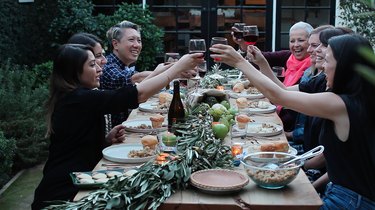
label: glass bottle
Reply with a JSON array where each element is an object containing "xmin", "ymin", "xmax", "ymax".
[{"xmin": 168, "ymin": 80, "xmax": 185, "ymax": 134}]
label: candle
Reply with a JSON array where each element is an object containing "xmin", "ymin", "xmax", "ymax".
[
  {"xmin": 216, "ymin": 85, "xmax": 224, "ymax": 91},
  {"xmin": 231, "ymin": 143, "xmax": 243, "ymax": 157}
]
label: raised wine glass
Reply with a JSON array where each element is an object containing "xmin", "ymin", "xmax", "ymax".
[
  {"xmin": 190, "ymin": 61, "xmax": 207, "ymax": 96},
  {"xmin": 210, "ymin": 37, "xmax": 228, "ymax": 77},
  {"xmin": 188, "ymin": 39, "xmax": 206, "ymax": 59},
  {"xmin": 164, "ymin": 52, "xmax": 180, "ymax": 65},
  {"xmin": 243, "ymin": 25, "xmax": 259, "ymax": 45},
  {"xmin": 232, "ymin": 23, "xmax": 246, "ymax": 39}
]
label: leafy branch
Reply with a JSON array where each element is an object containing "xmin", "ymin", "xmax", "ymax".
[{"xmin": 44, "ymin": 106, "xmax": 233, "ymax": 210}]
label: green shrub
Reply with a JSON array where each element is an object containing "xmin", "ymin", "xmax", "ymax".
[
  {"xmin": 0, "ymin": 131, "xmax": 16, "ymax": 187},
  {"xmin": 48, "ymin": 1, "xmax": 164, "ymax": 72},
  {"xmin": 0, "ymin": 60, "xmax": 50, "ymax": 171}
]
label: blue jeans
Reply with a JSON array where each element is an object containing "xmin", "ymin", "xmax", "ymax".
[{"xmin": 321, "ymin": 182, "xmax": 375, "ymax": 210}]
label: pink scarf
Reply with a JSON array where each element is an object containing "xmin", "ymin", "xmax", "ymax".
[
  {"xmin": 283, "ymin": 55, "xmax": 311, "ymax": 87},
  {"xmin": 277, "ymin": 55, "xmax": 311, "ymax": 114}
]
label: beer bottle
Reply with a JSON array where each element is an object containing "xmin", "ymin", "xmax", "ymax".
[{"xmin": 168, "ymin": 80, "xmax": 185, "ymax": 134}]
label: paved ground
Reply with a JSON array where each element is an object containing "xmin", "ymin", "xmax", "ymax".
[{"xmin": 0, "ymin": 164, "xmax": 43, "ymax": 210}]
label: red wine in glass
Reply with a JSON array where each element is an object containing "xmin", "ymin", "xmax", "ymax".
[
  {"xmin": 233, "ymin": 31, "xmax": 243, "ymax": 39},
  {"xmin": 243, "ymin": 35, "xmax": 258, "ymax": 45},
  {"xmin": 198, "ymin": 70, "xmax": 207, "ymax": 78}
]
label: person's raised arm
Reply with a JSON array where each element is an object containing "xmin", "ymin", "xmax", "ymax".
[
  {"xmin": 209, "ymin": 44, "xmax": 347, "ymax": 131},
  {"xmin": 136, "ymin": 53, "xmax": 203, "ymax": 102},
  {"xmin": 247, "ymin": 45, "xmax": 299, "ymax": 91}
]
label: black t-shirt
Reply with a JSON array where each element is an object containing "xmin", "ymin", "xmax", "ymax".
[
  {"xmin": 320, "ymin": 95, "xmax": 375, "ymax": 201},
  {"xmin": 299, "ymin": 73, "xmax": 327, "ymax": 152},
  {"xmin": 32, "ymin": 86, "xmax": 139, "ymax": 210}
]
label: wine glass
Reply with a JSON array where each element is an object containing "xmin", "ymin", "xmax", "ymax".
[
  {"xmin": 190, "ymin": 61, "xmax": 207, "ymax": 96},
  {"xmin": 188, "ymin": 39, "xmax": 206, "ymax": 59},
  {"xmin": 232, "ymin": 23, "xmax": 246, "ymax": 39},
  {"xmin": 164, "ymin": 53, "xmax": 180, "ymax": 90},
  {"xmin": 272, "ymin": 66, "xmax": 285, "ymax": 82},
  {"xmin": 243, "ymin": 25, "xmax": 259, "ymax": 45},
  {"xmin": 164, "ymin": 52, "xmax": 180, "ymax": 65},
  {"xmin": 210, "ymin": 37, "xmax": 228, "ymax": 75}
]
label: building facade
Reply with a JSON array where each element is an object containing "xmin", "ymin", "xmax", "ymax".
[{"xmin": 93, "ymin": 0, "xmax": 336, "ymax": 61}]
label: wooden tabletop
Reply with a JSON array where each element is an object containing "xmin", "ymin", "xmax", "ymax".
[{"xmin": 75, "ymin": 94, "xmax": 323, "ymax": 209}]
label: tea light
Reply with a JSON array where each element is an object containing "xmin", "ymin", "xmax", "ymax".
[
  {"xmin": 231, "ymin": 143, "xmax": 243, "ymax": 157},
  {"xmin": 216, "ymin": 86, "xmax": 224, "ymax": 91}
]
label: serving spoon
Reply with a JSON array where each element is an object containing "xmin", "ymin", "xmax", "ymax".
[{"xmin": 264, "ymin": 145, "xmax": 324, "ymax": 169}]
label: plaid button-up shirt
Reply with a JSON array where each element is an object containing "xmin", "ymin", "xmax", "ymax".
[
  {"xmin": 100, "ymin": 53, "xmax": 137, "ymax": 89},
  {"xmin": 100, "ymin": 53, "xmax": 138, "ymax": 127}
]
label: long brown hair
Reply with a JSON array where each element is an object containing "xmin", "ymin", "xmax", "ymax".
[{"xmin": 45, "ymin": 44, "xmax": 93, "ymax": 137}]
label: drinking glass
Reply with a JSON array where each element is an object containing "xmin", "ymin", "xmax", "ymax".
[
  {"xmin": 272, "ymin": 66, "xmax": 285, "ymax": 82},
  {"xmin": 210, "ymin": 37, "xmax": 228, "ymax": 74},
  {"xmin": 243, "ymin": 25, "xmax": 259, "ymax": 45},
  {"xmin": 164, "ymin": 52, "xmax": 180, "ymax": 65},
  {"xmin": 190, "ymin": 61, "xmax": 207, "ymax": 96},
  {"xmin": 164, "ymin": 53, "xmax": 180, "ymax": 90},
  {"xmin": 188, "ymin": 39, "xmax": 206, "ymax": 59},
  {"xmin": 232, "ymin": 23, "xmax": 246, "ymax": 39}
]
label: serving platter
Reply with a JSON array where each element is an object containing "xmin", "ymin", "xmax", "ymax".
[
  {"xmin": 246, "ymin": 122, "xmax": 283, "ymax": 137},
  {"xmin": 139, "ymin": 102, "xmax": 168, "ymax": 114},
  {"xmin": 122, "ymin": 119, "xmax": 167, "ymax": 133},
  {"xmin": 102, "ymin": 144, "xmax": 156, "ymax": 163},
  {"xmin": 70, "ymin": 169, "xmax": 124, "ymax": 189},
  {"xmin": 190, "ymin": 169, "xmax": 249, "ymax": 195}
]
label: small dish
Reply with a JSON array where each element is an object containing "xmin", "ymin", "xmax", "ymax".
[{"xmin": 190, "ymin": 169, "xmax": 249, "ymax": 194}]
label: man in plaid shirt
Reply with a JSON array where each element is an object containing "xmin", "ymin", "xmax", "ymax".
[{"xmin": 101, "ymin": 20, "xmax": 152, "ymax": 127}]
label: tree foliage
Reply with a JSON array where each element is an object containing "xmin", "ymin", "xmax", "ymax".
[
  {"xmin": 339, "ymin": 0, "xmax": 375, "ymax": 46},
  {"xmin": 0, "ymin": 61, "xmax": 50, "ymax": 173}
]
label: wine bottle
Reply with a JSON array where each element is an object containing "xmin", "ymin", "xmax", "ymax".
[{"xmin": 168, "ymin": 80, "xmax": 185, "ymax": 134}]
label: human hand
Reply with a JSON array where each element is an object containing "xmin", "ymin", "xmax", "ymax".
[
  {"xmin": 179, "ymin": 69, "xmax": 197, "ymax": 79},
  {"xmin": 174, "ymin": 53, "xmax": 204, "ymax": 74},
  {"xmin": 246, "ymin": 45, "xmax": 266, "ymax": 65},
  {"xmin": 106, "ymin": 124, "xmax": 126, "ymax": 144},
  {"xmin": 209, "ymin": 44, "xmax": 246, "ymax": 68},
  {"xmin": 231, "ymin": 27, "xmax": 248, "ymax": 52}
]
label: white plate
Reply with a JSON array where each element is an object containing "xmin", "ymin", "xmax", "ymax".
[
  {"xmin": 122, "ymin": 119, "xmax": 167, "ymax": 133},
  {"xmin": 139, "ymin": 102, "xmax": 168, "ymax": 114},
  {"xmin": 246, "ymin": 122, "xmax": 283, "ymax": 137},
  {"xmin": 102, "ymin": 144, "xmax": 156, "ymax": 163},
  {"xmin": 247, "ymin": 104, "xmax": 276, "ymax": 114},
  {"xmin": 228, "ymin": 91, "xmax": 264, "ymax": 99}
]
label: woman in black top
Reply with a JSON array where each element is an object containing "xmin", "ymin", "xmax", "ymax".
[
  {"xmin": 32, "ymin": 44, "xmax": 203, "ymax": 209},
  {"xmin": 210, "ymin": 33, "xmax": 375, "ymax": 209}
]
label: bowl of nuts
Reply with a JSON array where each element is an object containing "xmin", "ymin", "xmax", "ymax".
[{"xmin": 241, "ymin": 152, "xmax": 303, "ymax": 189}]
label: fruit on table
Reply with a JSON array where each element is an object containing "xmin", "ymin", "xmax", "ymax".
[
  {"xmin": 162, "ymin": 132, "xmax": 177, "ymax": 146},
  {"xmin": 212, "ymin": 123, "xmax": 229, "ymax": 140}
]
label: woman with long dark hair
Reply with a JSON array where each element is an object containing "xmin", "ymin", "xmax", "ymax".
[
  {"xmin": 210, "ymin": 34, "xmax": 375, "ymax": 209},
  {"xmin": 32, "ymin": 44, "xmax": 203, "ymax": 209}
]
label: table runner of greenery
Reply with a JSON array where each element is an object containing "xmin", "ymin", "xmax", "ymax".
[{"xmin": 44, "ymin": 104, "xmax": 233, "ymax": 210}]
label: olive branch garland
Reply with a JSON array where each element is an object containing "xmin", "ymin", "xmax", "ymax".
[{"xmin": 44, "ymin": 107, "xmax": 233, "ymax": 210}]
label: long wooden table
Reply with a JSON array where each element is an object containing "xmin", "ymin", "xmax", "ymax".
[{"xmin": 75, "ymin": 95, "xmax": 323, "ymax": 209}]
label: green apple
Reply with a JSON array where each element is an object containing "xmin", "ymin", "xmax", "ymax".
[{"xmin": 212, "ymin": 123, "xmax": 229, "ymax": 140}]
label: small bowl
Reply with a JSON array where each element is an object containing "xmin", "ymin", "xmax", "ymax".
[{"xmin": 241, "ymin": 152, "xmax": 303, "ymax": 189}]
